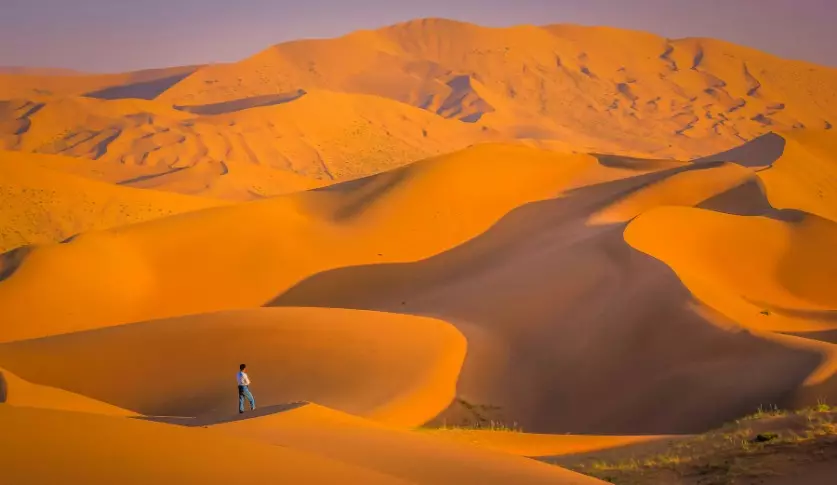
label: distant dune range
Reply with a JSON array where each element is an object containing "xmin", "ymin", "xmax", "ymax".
[
  {"xmin": 1, "ymin": 19, "xmax": 837, "ymax": 201},
  {"xmin": 1, "ymin": 18, "xmax": 837, "ymax": 484}
]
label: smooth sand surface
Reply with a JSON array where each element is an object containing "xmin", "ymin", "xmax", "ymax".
[
  {"xmin": 203, "ymin": 402, "xmax": 605, "ymax": 484},
  {"xmin": 0, "ymin": 366, "xmax": 136, "ymax": 416},
  {"xmin": 0, "ymin": 405, "xmax": 414, "ymax": 485},
  {"xmin": 626, "ymin": 207, "xmax": 837, "ymax": 311},
  {"xmin": 0, "ymin": 144, "xmax": 612, "ymax": 342},
  {"xmin": 588, "ymin": 162, "xmax": 755, "ymax": 224},
  {"xmin": 0, "ymin": 307, "xmax": 466, "ymax": 426}
]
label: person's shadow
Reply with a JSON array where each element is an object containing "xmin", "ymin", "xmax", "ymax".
[{"xmin": 137, "ymin": 401, "xmax": 309, "ymax": 427}]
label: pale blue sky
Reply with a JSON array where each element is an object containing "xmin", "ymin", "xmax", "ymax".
[{"xmin": 1, "ymin": 0, "xmax": 834, "ymax": 72}]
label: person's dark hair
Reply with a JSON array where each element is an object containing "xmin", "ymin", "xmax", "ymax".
[{"xmin": 240, "ymin": 364, "xmax": 246, "ymax": 371}]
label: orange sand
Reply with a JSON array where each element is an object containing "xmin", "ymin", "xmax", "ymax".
[
  {"xmin": 0, "ymin": 366, "xmax": 136, "ymax": 416},
  {"xmin": 0, "ymin": 307, "xmax": 465, "ymax": 426},
  {"xmin": 206, "ymin": 402, "xmax": 605, "ymax": 484},
  {"xmin": 0, "ymin": 406, "xmax": 413, "ymax": 485},
  {"xmin": 1, "ymin": 19, "xmax": 837, "ymax": 484},
  {"xmin": 0, "ymin": 144, "xmax": 612, "ymax": 342},
  {"xmin": 424, "ymin": 429, "xmax": 668, "ymax": 457},
  {"xmin": 0, "ymin": 150, "xmax": 223, "ymax": 252}
]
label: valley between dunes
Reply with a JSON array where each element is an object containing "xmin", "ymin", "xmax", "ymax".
[{"xmin": 2, "ymin": 17, "xmax": 837, "ymax": 485}]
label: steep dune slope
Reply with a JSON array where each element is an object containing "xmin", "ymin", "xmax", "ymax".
[
  {"xmin": 269, "ymin": 160, "xmax": 824, "ymax": 434},
  {"xmin": 626, "ymin": 208, "xmax": 837, "ymax": 313},
  {"xmin": 0, "ymin": 406, "xmax": 413, "ymax": 485},
  {"xmin": 757, "ymin": 130, "xmax": 837, "ymax": 222},
  {"xmin": 1, "ymin": 136, "xmax": 833, "ymax": 437},
  {"xmin": 0, "ymin": 150, "xmax": 223, "ymax": 252},
  {"xmin": 0, "ymin": 144, "xmax": 606, "ymax": 341}
]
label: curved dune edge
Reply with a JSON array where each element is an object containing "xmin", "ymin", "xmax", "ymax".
[
  {"xmin": 0, "ymin": 405, "xmax": 412, "ymax": 485},
  {"xmin": 0, "ymin": 144, "xmax": 640, "ymax": 343},
  {"xmin": 756, "ymin": 130, "xmax": 837, "ymax": 223},
  {"xmin": 269, "ymin": 155, "xmax": 823, "ymax": 434},
  {"xmin": 421, "ymin": 429, "xmax": 672, "ymax": 458},
  {"xmin": 624, "ymin": 206, "xmax": 837, "ymax": 315},
  {"xmin": 624, "ymin": 206, "xmax": 837, "ymax": 401},
  {"xmin": 588, "ymin": 162, "xmax": 755, "ymax": 224},
  {"xmin": 204, "ymin": 402, "xmax": 607, "ymax": 485},
  {"xmin": 0, "ymin": 366, "xmax": 136, "ymax": 416},
  {"xmin": 0, "ymin": 307, "xmax": 467, "ymax": 427}
]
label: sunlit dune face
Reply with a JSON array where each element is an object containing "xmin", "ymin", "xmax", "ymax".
[{"xmin": 1, "ymin": 18, "xmax": 837, "ymax": 485}]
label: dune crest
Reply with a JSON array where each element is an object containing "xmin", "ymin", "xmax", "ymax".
[
  {"xmin": 0, "ymin": 406, "xmax": 415, "ymax": 485},
  {"xmin": 1, "ymin": 19, "xmax": 836, "ymax": 482},
  {"xmin": 0, "ymin": 144, "xmax": 610, "ymax": 341},
  {"xmin": 0, "ymin": 366, "xmax": 136, "ymax": 416},
  {"xmin": 202, "ymin": 402, "xmax": 605, "ymax": 484},
  {"xmin": 0, "ymin": 307, "xmax": 466, "ymax": 426}
]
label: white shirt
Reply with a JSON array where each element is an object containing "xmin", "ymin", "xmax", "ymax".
[{"xmin": 237, "ymin": 371, "xmax": 250, "ymax": 386}]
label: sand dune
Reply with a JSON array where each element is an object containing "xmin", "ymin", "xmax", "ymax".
[
  {"xmin": 626, "ymin": 207, "xmax": 837, "ymax": 313},
  {"xmin": 1, "ymin": 21, "xmax": 836, "ymax": 480},
  {"xmin": 0, "ymin": 366, "xmax": 136, "ymax": 416},
  {"xmin": 200, "ymin": 402, "xmax": 606, "ymax": 485},
  {"xmin": 755, "ymin": 130, "xmax": 837, "ymax": 222},
  {"xmin": 0, "ymin": 90, "xmax": 492, "ymax": 198},
  {"xmin": 173, "ymin": 89, "xmax": 308, "ymax": 115},
  {"xmin": 0, "ymin": 406, "xmax": 414, "ymax": 485},
  {"xmin": 1, "ymin": 138, "xmax": 833, "ymax": 437},
  {"xmin": 425, "ymin": 429, "xmax": 666, "ymax": 458},
  {"xmin": 0, "ymin": 144, "xmax": 609, "ymax": 341},
  {"xmin": 588, "ymin": 162, "xmax": 754, "ymax": 224},
  {"xmin": 1, "ymin": 20, "xmax": 835, "ymax": 198},
  {"xmin": 156, "ymin": 19, "xmax": 837, "ymax": 159},
  {"xmin": 0, "ymin": 150, "xmax": 223, "ymax": 252},
  {"xmin": 0, "ymin": 307, "xmax": 465, "ymax": 426},
  {"xmin": 269, "ymin": 160, "xmax": 824, "ymax": 434},
  {"xmin": 0, "ymin": 65, "xmax": 202, "ymax": 100}
]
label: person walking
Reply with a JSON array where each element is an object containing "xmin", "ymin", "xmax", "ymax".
[{"xmin": 237, "ymin": 363, "xmax": 256, "ymax": 414}]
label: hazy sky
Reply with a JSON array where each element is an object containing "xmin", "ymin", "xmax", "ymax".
[{"xmin": 1, "ymin": 0, "xmax": 834, "ymax": 72}]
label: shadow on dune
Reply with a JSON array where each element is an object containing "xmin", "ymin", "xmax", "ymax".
[
  {"xmin": 0, "ymin": 245, "xmax": 33, "ymax": 283},
  {"xmin": 173, "ymin": 90, "xmax": 307, "ymax": 115},
  {"xmin": 139, "ymin": 401, "xmax": 309, "ymax": 427},
  {"xmin": 84, "ymin": 71, "xmax": 197, "ymax": 101},
  {"xmin": 592, "ymin": 154, "xmax": 684, "ymax": 171},
  {"xmin": 265, "ymin": 169, "xmax": 822, "ymax": 435},
  {"xmin": 697, "ymin": 177, "xmax": 807, "ymax": 222},
  {"xmin": 0, "ymin": 370, "xmax": 7, "ymax": 403},
  {"xmin": 117, "ymin": 166, "xmax": 190, "ymax": 186},
  {"xmin": 692, "ymin": 132, "xmax": 786, "ymax": 168},
  {"xmin": 784, "ymin": 329, "xmax": 837, "ymax": 345}
]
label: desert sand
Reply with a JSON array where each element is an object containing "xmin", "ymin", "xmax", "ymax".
[{"xmin": 1, "ymin": 17, "xmax": 837, "ymax": 485}]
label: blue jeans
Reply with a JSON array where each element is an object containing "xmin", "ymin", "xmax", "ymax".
[{"xmin": 238, "ymin": 385, "xmax": 255, "ymax": 413}]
